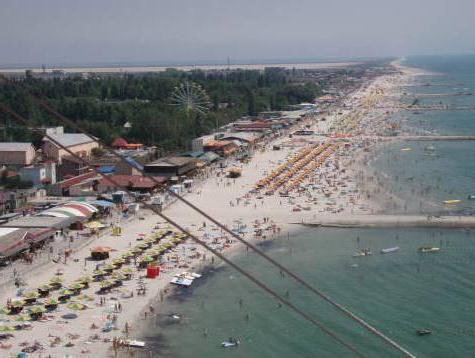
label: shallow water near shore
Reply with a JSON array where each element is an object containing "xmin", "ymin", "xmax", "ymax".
[{"xmin": 146, "ymin": 227, "xmax": 475, "ymax": 358}]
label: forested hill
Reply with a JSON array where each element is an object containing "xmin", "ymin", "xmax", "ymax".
[{"xmin": 0, "ymin": 67, "xmax": 329, "ymax": 151}]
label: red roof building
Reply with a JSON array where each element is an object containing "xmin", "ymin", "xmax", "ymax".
[
  {"xmin": 203, "ymin": 140, "xmax": 238, "ymax": 157},
  {"xmin": 111, "ymin": 138, "xmax": 143, "ymax": 150}
]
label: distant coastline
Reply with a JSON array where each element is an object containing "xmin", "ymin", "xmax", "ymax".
[{"xmin": 0, "ymin": 61, "xmax": 361, "ymax": 74}]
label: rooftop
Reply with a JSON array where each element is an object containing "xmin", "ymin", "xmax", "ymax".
[
  {"xmin": 43, "ymin": 133, "xmax": 96, "ymax": 148},
  {"xmin": 0, "ymin": 142, "xmax": 33, "ymax": 151},
  {"xmin": 98, "ymin": 174, "xmax": 165, "ymax": 189},
  {"xmin": 146, "ymin": 156, "xmax": 196, "ymax": 168}
]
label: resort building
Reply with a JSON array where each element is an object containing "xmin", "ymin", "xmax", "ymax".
[
  {"xmin": 0, "ymin": 142, "xmax": 36, "ymax": 166},
  {"xmin": 144, "ymin": 156, "xmax": 199, "ymax": 178},
  {"xmin": 42, "ymin": 128, "xmax": 99, "ymax": 163}
]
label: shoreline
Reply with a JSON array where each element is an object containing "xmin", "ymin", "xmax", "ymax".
[{"xmin": 0, "ymin": 60, "xmax": 412, "ymax": 358}]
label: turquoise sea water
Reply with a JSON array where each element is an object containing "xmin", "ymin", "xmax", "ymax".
[{"xmin": 146, "ymin": 55, "xmax": 475, "ymax": 357}]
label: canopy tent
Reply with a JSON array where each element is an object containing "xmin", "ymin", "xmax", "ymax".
[
  {"xmin": 40, "ymin": 202, "xmax": 97, "ymax": 219},
  {"xmin": 41, "ymin": 207, "xmax": 86, "ymax": 218}
]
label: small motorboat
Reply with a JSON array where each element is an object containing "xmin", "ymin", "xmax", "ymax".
[
  {"xmin": 468, "ymin": 195, "xmax": 475, "ymax": 200},
  {"xmin": 419, "ymin": 247, "xmax": 441, "ymax": 253},
  {"xmin": 417, "ymin": 329, "xmax": 432, "ymax": 336},
  {"xmin": 401, "ymin": 147, "xmax": 412, "ymax": 152},
  {"xmin": 221, "ymin": 338, "xmax": 240, "ymax": 348},
  {"xmin": 443, "ymin": 199, "xmax": 461, "ymax": 205},
  {"xmin": 353, "ymin": 249, "xmax": 372, "ymax": 257},
  {"xmin": 169, "ymin": 313, "xmax": 181, "ymax": 320},
  {"xmin": 424, "ymin": 145, "xmax": 436, "ymax": 152},
  {"xmin": 381, "ymin": 246, "xmax": 400, "ymax": 254}
]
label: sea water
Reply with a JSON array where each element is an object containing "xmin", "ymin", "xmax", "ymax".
[{"xmin": 145, "ymin": 55, "xmax": 475, "ymax": 358}]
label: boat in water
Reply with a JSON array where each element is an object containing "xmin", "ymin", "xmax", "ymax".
[
  {"xmin": 443, "ymin": 199, "xmax": 461, "ymax": 205},
  {"xmin": 419, "ymin": 247, "xmax": 441, "ymax": 253},
  {"xmin": 416, "ymin": 329, "xmax": 432, "ymax": 336},
  {"xmin": 424, "ymin": 145, "xmax": 436, "ymax": 152},
  {"xmin": 468, "ymin": 195, "xmax": 475, "ymax": 200},
  {"xmin": 353, "ymin": 248, "xmax": 372, "ymax": 257},
  {"xmin": 222, "ymin": 338, "xmax": 240, "ymax": 348},
  {"xmin": 381, "ymin": 246, "xmax": 400, "ymax": 254}
]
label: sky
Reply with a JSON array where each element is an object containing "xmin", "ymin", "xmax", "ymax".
[{"xmin": 0, "ymin": 0, "xmax": 474, "ymax": 66}]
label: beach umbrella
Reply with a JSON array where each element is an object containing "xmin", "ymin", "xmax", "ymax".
[
  {"xmin": 100, "ymin": 280, "xmax": 114, "ymax": 289},
  {"xmin": 76, "ymin": 276, "xmax": 92, "ymax": 283},
  {"xmin": 103, "ymin": 263, "xmax": 117, "ymax": 272},
  {"xmin": 14, "ymin": 314, "xmax": 31, "ymax": 322},
  {"xmin": 68, "ymin": 283, "xmax": 85, "ymax": 291},
  {"xmin": 112, "ymin": 258, "xmax": 125, "ymax": 265},
  {"xmin": 131, "ymin": 247, "xmax": 142, "ymax": 254},
  {"xmin": 37, "ymin": 284, "xmax": 52, "ymax": 294},
  {"xmin": 58, "ymin": 289, "xmax": 73, "ymax": 296},
  {"xmin": 23, "ymin": 291, "xmax": 39, "ymax": 299},
  {"xmin": 23, "ymin": 291, "xmax": 39, "ymax": 300},
  {"xmin": 0, "ymin": 325, "xmax": 14, "ymax": 332},
  {"xmin": 44, "ymin": 298, "xmax": 59, "ymax": 306},
  {"xmin": 111, "ymin": 272, "xmax": 126, "ymax": 281},
  {"xmin": 76, "ymin": 294, "xmax": 94, "ymax": 302},
  {"xmin": 10, "ymin": 300, "xmax": 25, "ymax": 308},
  {"xmin": 66, "ymin": 302, "xmax": 86, "ymax": 311},
  {"xmin": 121, "ymin": 252, "xmax": 134, "ymax": 259},
  {"xmin": 49, "ymin": 277, "xmax": 63, "ymax": 289},
  {"xmin": 93, "ymin": 269, "xmax": 106, "ymax": 276},
  {"xmin": 0, "ymin": 307, "xmax": 11, "ymax": 315},
  {"xmin": 28, "ymin": 305, "xmax": 46, "ymax": 314},
  {"xmin": 121, "ymin": 267, "xmax": 134, "ymax": 275},
  {"xmin": 49, "ymin": 277, "xmax": 63, "ymax": 284},
  {"xmin": 140, "ymin": 255, "xmax": 154, "ymax": 263}
]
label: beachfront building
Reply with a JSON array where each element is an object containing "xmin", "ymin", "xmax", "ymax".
[
  {"xmin": 97, "ymin": 174, "xmax": 165, "ymax": 193},
  {"xmin": 19, "ymin": 162, "xmax": 57, "ymax": 186},
  {"xmin": 232, "ymin": 120, "xmax": 273, "ymax": 132},
  {"xmin": 221, "ymin": 132, "xmax": 261, "ymax": 146},
  {"xmin": 0, "ymin": 142, "xmax": 36, "ymax": 167},
  {"xmin": 47, "ymin": 171, "xmax": 98, "ymax": 196},
  {"xmin": 144, "ymin": 156, "xmax": 199, "ymax": 178},
  {"xmin": 42, "ymin": 128, "xmax": 99, "ymax": 163},
  {"xmin": 203, "ymin": 140, "xmax": 238, "ymax": 157}
]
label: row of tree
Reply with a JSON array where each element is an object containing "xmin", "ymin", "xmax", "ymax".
[{"xmin": 0, "ymin": 67, "xmax": 324, "ymax": 151}]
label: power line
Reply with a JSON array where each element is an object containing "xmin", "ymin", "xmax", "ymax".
[
  {"xmin": 0, "ymin": 102, "xmax": 365, "ymax": 357},
  {"xmin": 0, "ymin": 74, "xmax": 416, "ymax": 357}
]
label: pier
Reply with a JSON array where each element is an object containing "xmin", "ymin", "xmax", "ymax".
[
  {"xmin": 398, "ymin": 135, "xmax": 475, "ymax": 141},
  {"xmin": 300, "ymin": 214, "xmax": 475, "ymax": 229}
]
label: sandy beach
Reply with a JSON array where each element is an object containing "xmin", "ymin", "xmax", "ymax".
[{"xmin": 0, "ymin": 60, "xmax": 415, "ymax": 357}]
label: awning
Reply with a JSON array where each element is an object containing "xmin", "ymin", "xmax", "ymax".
[{"xmin": 91, "ymin": 200, "xmax": 115, "ymax": 208}]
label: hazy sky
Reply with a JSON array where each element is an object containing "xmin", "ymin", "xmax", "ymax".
[{"xmin": 0, "ymin": 0, "xmax": 474, "ymax": 65}]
